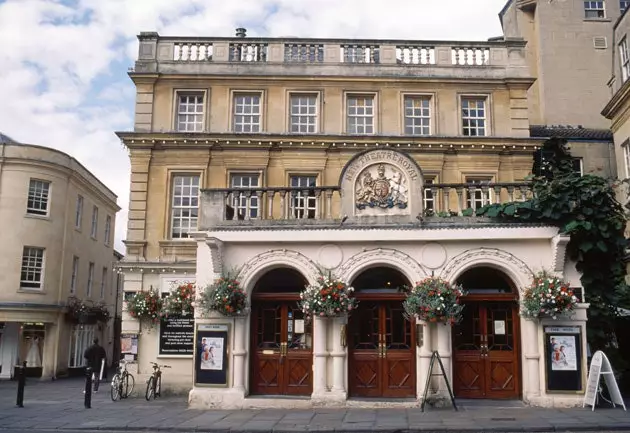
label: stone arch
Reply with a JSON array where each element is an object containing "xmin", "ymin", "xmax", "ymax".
[
  {"xmin": 237, "ymin": 249, "xmax": 320, "ymax": 296},
  {"xmin": 336, "ymin": 248, "xmax": 427, "ymax": 285},
  {"xmin": 439, "ymin": 247, "xmax": 533, "ymax": 293}
]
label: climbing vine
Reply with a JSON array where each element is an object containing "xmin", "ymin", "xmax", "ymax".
[{"xmin": 474, "ymin": 138, "xmax": 629, "ymax": 354}]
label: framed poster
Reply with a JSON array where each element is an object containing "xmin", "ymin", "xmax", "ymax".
[
  {"xmin": 194, "ymin": 323, "xmax": 230, "ymax": 387},
  {"xmin": 159, "ymin": 315, "xmax": 194, "ymax": 356},
  {"xmin": 544, "ymin": 326, "xmax": 583, "ymax": 391},
  {"xmin": 120, "ymin": 334, "xmax": 138, "ymax": 361}
]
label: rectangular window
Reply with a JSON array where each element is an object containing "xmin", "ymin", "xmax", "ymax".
[
  {"xmin": 461, "ymin": 97, "xmax": 487, "ymax": 137},
  {"xmin": 624, "ymin": 144, "xmax": 630, "ymax": 178},
  {"xmin": 584, "ymin": 1, "xmax": 605, "ymax": 18},
  {"xmin": 26, "ymin": 179, "xmax": 50, "ymax": 216},
  {"xmin": 404, "ymin": 96, "xmax": 431, "ymax": 135},
  {"xmin": 230, "ymin": 173, "xmax": 260, "ymax": 219},
  {"xmin": 572, "ymin": 158, "xmax": 584, "ymax": 176},
  {"xmin": 424, "ymin": 178, "xmax": 435, "ymax": 211},
  {"xmin": 289, "ymin": 94, "xmax": 318, "ymax": 133},
  {"xmin": 290, "ymin": 175, "xmax": 318, "ymax": 219},
  {"xmin": 20, "ymin": 247, "xmax": 45, "ymax": 290},
  {"xmin": 87, "ymin": 262, "xmax": 94, "ymax": 297},
  {"xmin": 233, "ymin": 93, "xmax": 261, "ymax": 133},
  {"xmin": 75, "ymin": 195, "xmax": 83, "ymax": 229},
  {"xmin": 70, "ymin": 256, "xmax": 79, "ymax": 295},
  {"xmin": 68, "ymin": 325, "xmax": 96, "ymax": 368},
  {"xmin": 346, "ymin": 95, "xmax": 375, "ymax": 134},
  {"xmin": 466, "ymin": 178, "xmax": 493, "ymax": 209},
  {"xmin": 171, "ymin": 175, "xmax": 200, "ymax": 239},
  {"xmin": 622, "ymin": 0, "xmax": 630, "ymax": 12},
  {"xmin": 620, "ymin": 38, "xmax": 630, "ymax": 82},
  {"xmin": 90, "ymin": 206, "xmax": 98, "ymax": 238},
  {"xmin": 176, "ymin": 92, "xmax": 204, "ymax": 132},
  {"xmin": 104, "ymin": 215, "xmax": 111, "ymax": 246},
  {"xmin": 100, "ymin": 267, "xmax": 107, "ymax": 299}
]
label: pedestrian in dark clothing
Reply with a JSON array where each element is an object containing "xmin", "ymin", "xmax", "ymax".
[{"xmin": 84, "ymin": 338, "xmax": 106, "ymax": 392}]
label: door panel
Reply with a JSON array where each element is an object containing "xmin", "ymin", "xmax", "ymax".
[
  {"xmin": 284, "ymin": 306, "xmax": 313, "ymax": 395},
  {"xmin": 383, "ymin": 302, "xmax": 415, "ymax": 397},
  {"xmin": 485, "ymin": 302, "xmax": 519, "ymax": 398},
  {"xmin": 349, "ymin": 303, "xmax": 381, "ymax": 397},
  {"xmin": 453, "ymin": 303, "xmax": 485, "ymax": 398}
]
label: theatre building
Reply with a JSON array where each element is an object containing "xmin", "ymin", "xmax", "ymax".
[{"xmin": 117, "ymin": 30, "xmax": 589, "ymax": 408}]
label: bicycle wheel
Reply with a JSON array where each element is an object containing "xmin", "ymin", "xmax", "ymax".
[
  {"xmin": 145, "ymin": 376, "xmax": 155, "ymax": 401},
  {"xmin": 110, "ymin": 375, "xmax": 121, "ymax": 401},
  {"xmin": 123, "ymin": 373, "xmax": 135, "ymax": 399},
  {"xmin": 156, "ymin": 375, "xmax": 161, "ymax": 398}
]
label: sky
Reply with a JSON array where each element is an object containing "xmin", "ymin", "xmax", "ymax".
[{"xmin": 0, "ymin": 0, "xmax": 509, "ymax": 253}]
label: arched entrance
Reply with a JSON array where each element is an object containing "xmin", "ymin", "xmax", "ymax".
[
  {"xmin": 452, "ymin": 266, "xmax": 521, "ymax": 399},
  {"xmin": 348, "ymin": 266, "xmax": 416, "ymax": 398},
  {"xmin": 250, "ymin": 267, "xmax": 312, "ymax": 396}
]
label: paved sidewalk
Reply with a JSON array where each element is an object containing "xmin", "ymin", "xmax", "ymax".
[{"xmin": 0, "ymin": 378, "xmax": 629, "ymax": 432}]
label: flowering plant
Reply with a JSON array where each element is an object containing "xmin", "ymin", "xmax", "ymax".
[
  {"xmin": 162, "ymin": 282, "xmax": 196, "ymax": 317},
  {"xmin": 92, "ymin": 302, "xmax": 111, "ymax": 323},
  {"xmin": 403, "ymin": 277, "xmax": 465, "ymax": 324},
  {"xmin": 126, "ymin": 289, "xmax": 162, "ymax": 324},
  {"xmin": 299, "ymin": 276, "xmax": 358, "ymax": 320},
  {"xmin": 198, "ymin": 277, "xmax": 248, "ymax": 317},
  {"xmin": 66, "ymin": 297, "xmax": 96, "ymax": 324},
  {"xmin": 521, "ymin": 272, "xmax": 578, "ymax": 320}
]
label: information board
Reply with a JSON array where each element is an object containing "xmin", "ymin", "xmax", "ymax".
[
  {"xmin": 194, "ymin": 323, "xmax": 230, "ymax": 387},
  {"xmin": 544, "ymin": 326, "xmax": 583, "ymax": 391},
  {"xmin": 120, "ymin": 334, "xmax": 138, "ymax": 361},
  {"xmin": 583, "ymin": 350, "xmax": 626, "ymax": 411},
  {"xmin": 159, "ymin": 315, "xmax": 194, "ymax": 356}
]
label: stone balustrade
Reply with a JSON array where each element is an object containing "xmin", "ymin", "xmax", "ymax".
[{"xmin": 427, "ymin": 182, "xmax": 533, "ymax": 215}]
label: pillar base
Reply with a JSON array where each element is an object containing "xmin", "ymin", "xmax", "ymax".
[
  {"xmin": 188, "ymin": 387, "xmax": 246, "ymax": 409},
  {"xmin": 524, "ymin": 394, "xmax": 584, "ymax": 408},
  {"xmin": 312, "ymin": 390, "xmax": 347, "ymax": 406}
]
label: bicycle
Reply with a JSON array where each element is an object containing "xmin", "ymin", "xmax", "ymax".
[
  {"xmin": 110, "ymin": 360, "xmax": 135, "ymax": 401},
  {"xmin": 145, "ymin": 362, "xmax": 170, "ymax": 401}
]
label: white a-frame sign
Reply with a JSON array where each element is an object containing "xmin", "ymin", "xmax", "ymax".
[{"xmin": 582, "ymin": 350, "xmax": 626, "ymax": 411}]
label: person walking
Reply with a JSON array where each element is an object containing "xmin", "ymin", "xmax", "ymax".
[{"xmin": 84, "ymin": 338, "xmax": 106, "ymax": 392}]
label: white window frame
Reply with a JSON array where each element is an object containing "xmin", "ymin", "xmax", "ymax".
[
  {"xmin": 232, "ymin": 92, "xmax": 262, "ymax": 133},
  {"xmin": 461, "ymin": 96, "xmax": 489, "ymax": 137},
  {"xmin": 403, "ymin": 95, "xmax": 432, "ymax": 136},
  {"xmin": 289, "ymin": 174, "xmax": 318, "ymax": 219},
  {"xmin": 70, "ymin": 256, "xmax": 79, "ymax": 295},
  {"xmin": 624, "ymin": 143, "xmax": 630, "ymax": 178},
  {"xmin": 68, "ymin": 325, "xmax": 96, "ymax": 368},
  {"xmin": 465, "ymin": 177, "xmax": 494, "ymax": 209},
  {"xmin": 104, "ymin": 215, "xmax": 111, "ymax": 246},
  {"xmin": 229, "ymin": 172, "xmax": 261, "ymax": 219},
  {"xmin": 346, "ymin": 93, "xmax": 376, "ymax": 135},
  {"xmin": 170, "ymin": 174, "xmax": 200, "ymax": 239},
  {"xmin": 90, "ymin": 206, "xmax": 98, "ymax": 239},
  {"xmin": 423, "ymin": 177, "xmax": 437, "ymax": 212},
  {"xmin": 620, "ymin": 37, "xmax": 630, "ymax": 82},
  {"xmin": 584, "ymin": 0, "xmax": 606, "ymax": 18},
  {"xmin": 175, "ymin": 91, "xmax": 205, "ymax": 132},
  {"xmin": 572, "ymin": 158, "xmax": 584, "ymax": 176},
  {"xmin": 288, "ymin": 93, "xmax": 319, "ymax": 134},
  {"xmin": 20, "ymin": 247, "xmax": 45, "ymax": 290},
  {"xmin": 75, "ymin": 195, "xmax": 83, "ymax": 229},
  {"xmin": 622, "ymin": 0, "xmax": 630, "ymax": 12},
  {"xmin": 87, "ymin": 262, "xmax": 94, "ymax": 297},
  {"xmin": 26, "ymin": 179, "xmax": 51, "ymax": 216},
  {"xmin": 100, "ymin": 267, "xmax": 107, "ymax": 299}
]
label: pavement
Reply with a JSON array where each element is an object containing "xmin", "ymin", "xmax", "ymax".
[{"xmin": 0, "ymin": 377, "xmax": 629, "ymax": 432}]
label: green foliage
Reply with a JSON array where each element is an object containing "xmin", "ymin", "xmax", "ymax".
[{"xmin": 474, "ymin": 138, "xmax": 629, "ymax": 353}]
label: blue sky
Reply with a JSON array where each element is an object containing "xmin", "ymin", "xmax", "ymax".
[{"xmin": 0, "ymin": 0, "xmax": 509, "ymax": 252}]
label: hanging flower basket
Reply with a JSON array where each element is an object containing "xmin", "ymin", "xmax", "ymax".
[
  {"xmin": 66, "ymin": 297, "xmax": 98, "ymax": 324},
  {"xmin": 162, "ymin": 282, "xmax": 196, "ymax": 317},
  {"xmin": 198, "ymin": 277, "xmax": 249, "ymax": 317},
  {"xmin": 299, "ymin": 276, "xmax": 358, "ymax": 321},
  {"xmin": 126, "ymin": 289, "xmax": 163, "ymax": 326},
  {"xmin": 92, "ymin": 302, "xmax": 111, "ymax": 323},
  {"xmin": 403, "ymin": 277, "xmax": 465, "ymax": 324},
  {"xmin": 521, "ymin": 272, "xmax": 578, "ymax": 320}
]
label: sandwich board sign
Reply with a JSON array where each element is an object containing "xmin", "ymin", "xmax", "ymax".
[{"xmin": 582, "ymin": 350, "xmax": 626, "ymax": 411}]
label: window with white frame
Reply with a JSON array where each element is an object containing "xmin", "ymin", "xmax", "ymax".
[
  {"xmin": 572, "ymin": 158, "xmax": 584, "ymax": 176},
  {"xmin": 70, "ymin": 256, "xmax": 79, "ymax": 295},
  {"xmin": 20, "ymin": 247, "xmax": 45, "ymax": 290},
  {"xmin": 100, "ymin": 267, "xmax": 107, "ymax": 299},
  {"xmin": 624, "ymin": 143, "xmax": 630, "ymax": 178},
  {"xmin": 584, "ymin": 1, "xmax": 605, "ymax": 18},
  {"xmin": 87, "ymin": 262, "xmax": 94, "ymax": 297},
  {"xmin": 75, "ymin": 195, "xmax": 83, "ymax": 229},
  {"xmin": 233, "ymin": 93, "xmax": 261, "ymax": 133},
  {"xmin": 466, "ymin": 177, "xmax": 493, "ymax": 209},
  {"xmin": 461, "ymin": 97, "xmax": 487, "ymax": 137},
  {"xmin": 289, "ymin": 94, "xmax": 318, "ymax": 133},
  {"xmin": 290, "ymin": 175, "xmax": 317, "ymax": 219},
  {"xmin": 90, "ymin": 206, "xmax": 98, "ymax": 238},
  {"xmin": 622, "ymin": 0, "xmax": 630, "ymax": 12},
  {"xmin": 620, "ymin": 37, "xmax": 630, "ymax": 82},
  {"xmin": 424, "ymin": 177, "xmax": 435, "ymax": 212},
  {"xmin": 68, "ymin": 325, "xmax": 96, "ymax": 367},
  {"xmin": 26, "ymin": 179, "xmax": 50, "ymax": 216},
  {"xmin": 171, "ymin": 175, "xmax": 200, "ymax": 239},
  {"xmin": 104, "ymin": 215, "xmax": 111, "ymax": 246},
  {"xmin": 230, "ymin": 173, "xmax": 260, "ymax": 219},
  {"xmin": 404, "ymin": 96, "xmax": 431, "ymax": 135},
  {"xmin": 346, "ymin": 95, "xmax": 375, "ymax": 134},
  {"xmin": 176, "ymin": 92, "xmax": 204, "ymax": 132}
]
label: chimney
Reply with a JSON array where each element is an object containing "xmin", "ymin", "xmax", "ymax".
[{"xmin": 235, "ymin": 28, "xmax": 247, "ymax": 38}]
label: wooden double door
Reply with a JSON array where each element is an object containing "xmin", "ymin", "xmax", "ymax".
[
  {"xmin": 348, "ymin": 300, "xmax": 416, "ymax": 397},
  {"xmin": 250, "ymin": 301, "xmax": 313, "ymax": 396},
  {"xmin": 452, "ymin": 301, "xmax": 520, "ymax": 399}
]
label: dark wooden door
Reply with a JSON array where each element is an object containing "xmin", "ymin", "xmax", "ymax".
[
  {"xmin": 452, "ymin": 301, "xmax": 520, "ymax": 399},
  {"xmin": 349, "ymin": 301, "xmax": 416, "ymax": 397},
  {"xmin": 250, "ymin": 301, "xmax": 313, "ymax": 396}
]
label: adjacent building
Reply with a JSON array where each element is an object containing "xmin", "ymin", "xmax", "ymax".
[{"xmin": 0, "ymin": 137, "xmax": 121, "ymax": 379}]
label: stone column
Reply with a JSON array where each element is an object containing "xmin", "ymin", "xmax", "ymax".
[
  {"xmin": 232, "ymin": 316, "xmax": 247, "ymax": 395},
  {"xmin": 436, "ymin": 323, "xmax": 453, "ymax": 396},
  {"xmin": 41, "ymin": 323, "xmax": 57, "ymax": 379},
  {"xmin": 522, "ymin": 318, "xmax": 541, "ymax": 402},
  {"xmin": 417, "ymin": 321, "xmax": 433, "ymax": 401},
  {"xmin": 330, "ymin": 315, "xmax": 348, "ymax": 402},
  {"xmin": 0, "ymin": 322, "xmax": 19, "ymax": 379},
  {"xmin": 311, "ymin": 315, "xmax": 328, "ymax": 401}
]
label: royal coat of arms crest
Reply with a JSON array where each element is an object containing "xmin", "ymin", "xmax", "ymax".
[{"xmin": 355, "ymin": 164, "xmax": 409, "ymax": 210}]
